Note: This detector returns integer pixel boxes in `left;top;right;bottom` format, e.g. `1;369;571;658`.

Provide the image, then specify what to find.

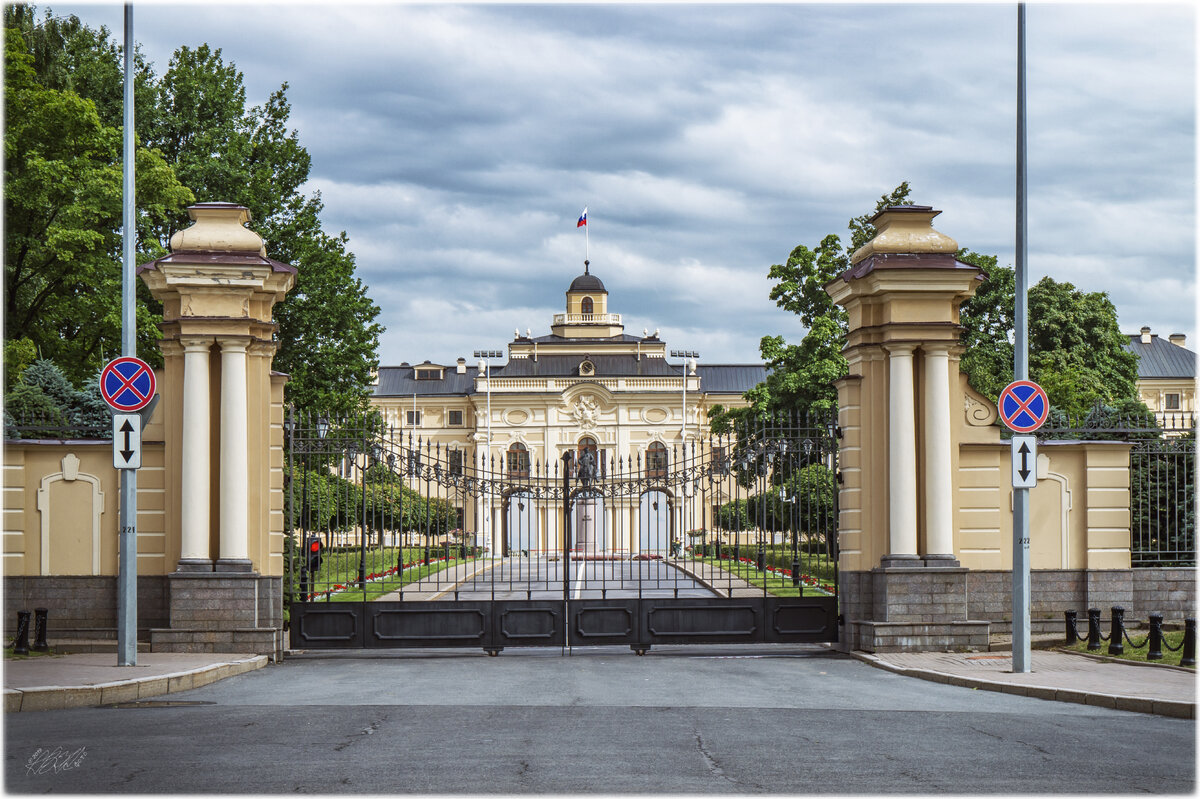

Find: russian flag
577;207;587;228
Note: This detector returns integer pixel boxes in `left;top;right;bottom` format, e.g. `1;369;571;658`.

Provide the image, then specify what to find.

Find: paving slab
4;652;267;712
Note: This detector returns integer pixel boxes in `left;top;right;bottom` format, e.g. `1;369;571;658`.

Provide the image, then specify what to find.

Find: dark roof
568;272;607;293
375;365;480;396
695;364;768;394
373;360;768;397
1123;334;1196;379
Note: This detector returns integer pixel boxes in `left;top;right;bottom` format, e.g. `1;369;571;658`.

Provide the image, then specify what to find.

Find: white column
923;345;956;562
179;337;212;569
218;338;251;569
886;343;919;562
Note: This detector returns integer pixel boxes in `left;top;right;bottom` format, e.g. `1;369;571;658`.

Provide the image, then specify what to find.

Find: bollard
1147;614;1164;661
32;607;49;652
756;547;765;572
1064;609;1079;645
1087;608;1102;651
1108;606;1126;656
792;558;801;588
1182;618;1196;668
12;610;30;656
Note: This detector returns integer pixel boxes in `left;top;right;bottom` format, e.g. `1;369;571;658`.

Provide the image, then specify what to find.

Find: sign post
998;376;1049;674
100;355;155;667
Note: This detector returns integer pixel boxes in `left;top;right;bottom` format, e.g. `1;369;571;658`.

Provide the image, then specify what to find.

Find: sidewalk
851;646;1195;719
4;652;267;713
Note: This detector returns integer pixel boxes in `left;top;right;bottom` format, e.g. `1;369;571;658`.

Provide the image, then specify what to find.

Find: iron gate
285;410;839;652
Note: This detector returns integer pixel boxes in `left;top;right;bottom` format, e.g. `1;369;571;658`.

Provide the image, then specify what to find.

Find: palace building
368;263;767;553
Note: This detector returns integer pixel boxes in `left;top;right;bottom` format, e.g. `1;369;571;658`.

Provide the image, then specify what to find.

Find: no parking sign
997;380;1049;433
100;356;156;413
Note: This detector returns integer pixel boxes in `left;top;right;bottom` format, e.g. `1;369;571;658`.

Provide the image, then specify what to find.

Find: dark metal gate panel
764;596;838;643
493;600;566;648
570;599;640;646
367;601;489;648
640;598;761;645
292;603;364;648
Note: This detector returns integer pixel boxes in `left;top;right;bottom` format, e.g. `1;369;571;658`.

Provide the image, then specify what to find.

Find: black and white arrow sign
1011;435;1037;489
113;413;142;470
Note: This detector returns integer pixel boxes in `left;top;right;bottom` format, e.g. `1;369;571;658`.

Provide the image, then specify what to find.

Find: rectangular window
415;368;441;380
507;449;530;477
448;410;464;427
449;450;463;476
455;508;465;531
1165;393;1181;410
406;410;421;426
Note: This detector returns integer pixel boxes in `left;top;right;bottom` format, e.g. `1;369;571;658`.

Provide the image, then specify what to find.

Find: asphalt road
454;557;718;600
5;645;1194;794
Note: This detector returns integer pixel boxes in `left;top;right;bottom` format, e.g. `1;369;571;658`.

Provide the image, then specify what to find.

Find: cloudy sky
60;1;1196;369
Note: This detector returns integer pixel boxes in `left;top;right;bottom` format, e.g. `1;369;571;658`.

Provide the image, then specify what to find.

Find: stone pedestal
575;498;598;553
150;572;283;660
841;566;989;652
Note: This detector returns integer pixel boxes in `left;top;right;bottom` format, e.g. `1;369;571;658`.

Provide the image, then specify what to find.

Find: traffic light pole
117;2;138;667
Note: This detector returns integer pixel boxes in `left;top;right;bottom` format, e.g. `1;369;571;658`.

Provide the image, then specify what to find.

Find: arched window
646;442;668;479
580;296;594;315
507;442;530;477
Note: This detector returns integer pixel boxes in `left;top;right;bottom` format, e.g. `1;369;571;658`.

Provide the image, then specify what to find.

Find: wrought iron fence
283;408;840;645
3;410;110;441
1037;408;1196;567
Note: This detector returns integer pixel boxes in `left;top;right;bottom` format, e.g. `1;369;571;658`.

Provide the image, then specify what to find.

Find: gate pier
140;203;295;658
827;206;990;652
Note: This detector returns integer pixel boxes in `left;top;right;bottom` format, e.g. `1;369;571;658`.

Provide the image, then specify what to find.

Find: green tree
6;9;382;415
712;183;913;427
4;359;111;436
1028;277;1139;415
4;14;192;384
957;250;1015;400
144;45;382;416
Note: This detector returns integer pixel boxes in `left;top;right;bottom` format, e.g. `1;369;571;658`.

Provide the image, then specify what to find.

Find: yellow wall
4;437;169;577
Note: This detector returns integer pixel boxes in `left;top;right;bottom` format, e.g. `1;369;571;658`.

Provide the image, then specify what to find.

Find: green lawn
695;554;836;598
1062;630;1193;668
298;546;474;602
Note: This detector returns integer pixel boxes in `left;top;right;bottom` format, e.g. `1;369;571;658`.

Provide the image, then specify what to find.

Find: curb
848;650;1195;720
3;655;268;713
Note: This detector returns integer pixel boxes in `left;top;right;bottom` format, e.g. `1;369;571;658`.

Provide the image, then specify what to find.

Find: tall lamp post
671;349;698;553
474;349;502;555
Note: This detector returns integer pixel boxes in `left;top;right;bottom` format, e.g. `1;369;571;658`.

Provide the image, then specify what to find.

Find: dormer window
580;359;595;376
415;367;442;380
581;297;594;315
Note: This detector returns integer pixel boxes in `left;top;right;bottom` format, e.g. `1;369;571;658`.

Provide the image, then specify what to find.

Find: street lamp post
671;349;698;556
474;350;502;555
